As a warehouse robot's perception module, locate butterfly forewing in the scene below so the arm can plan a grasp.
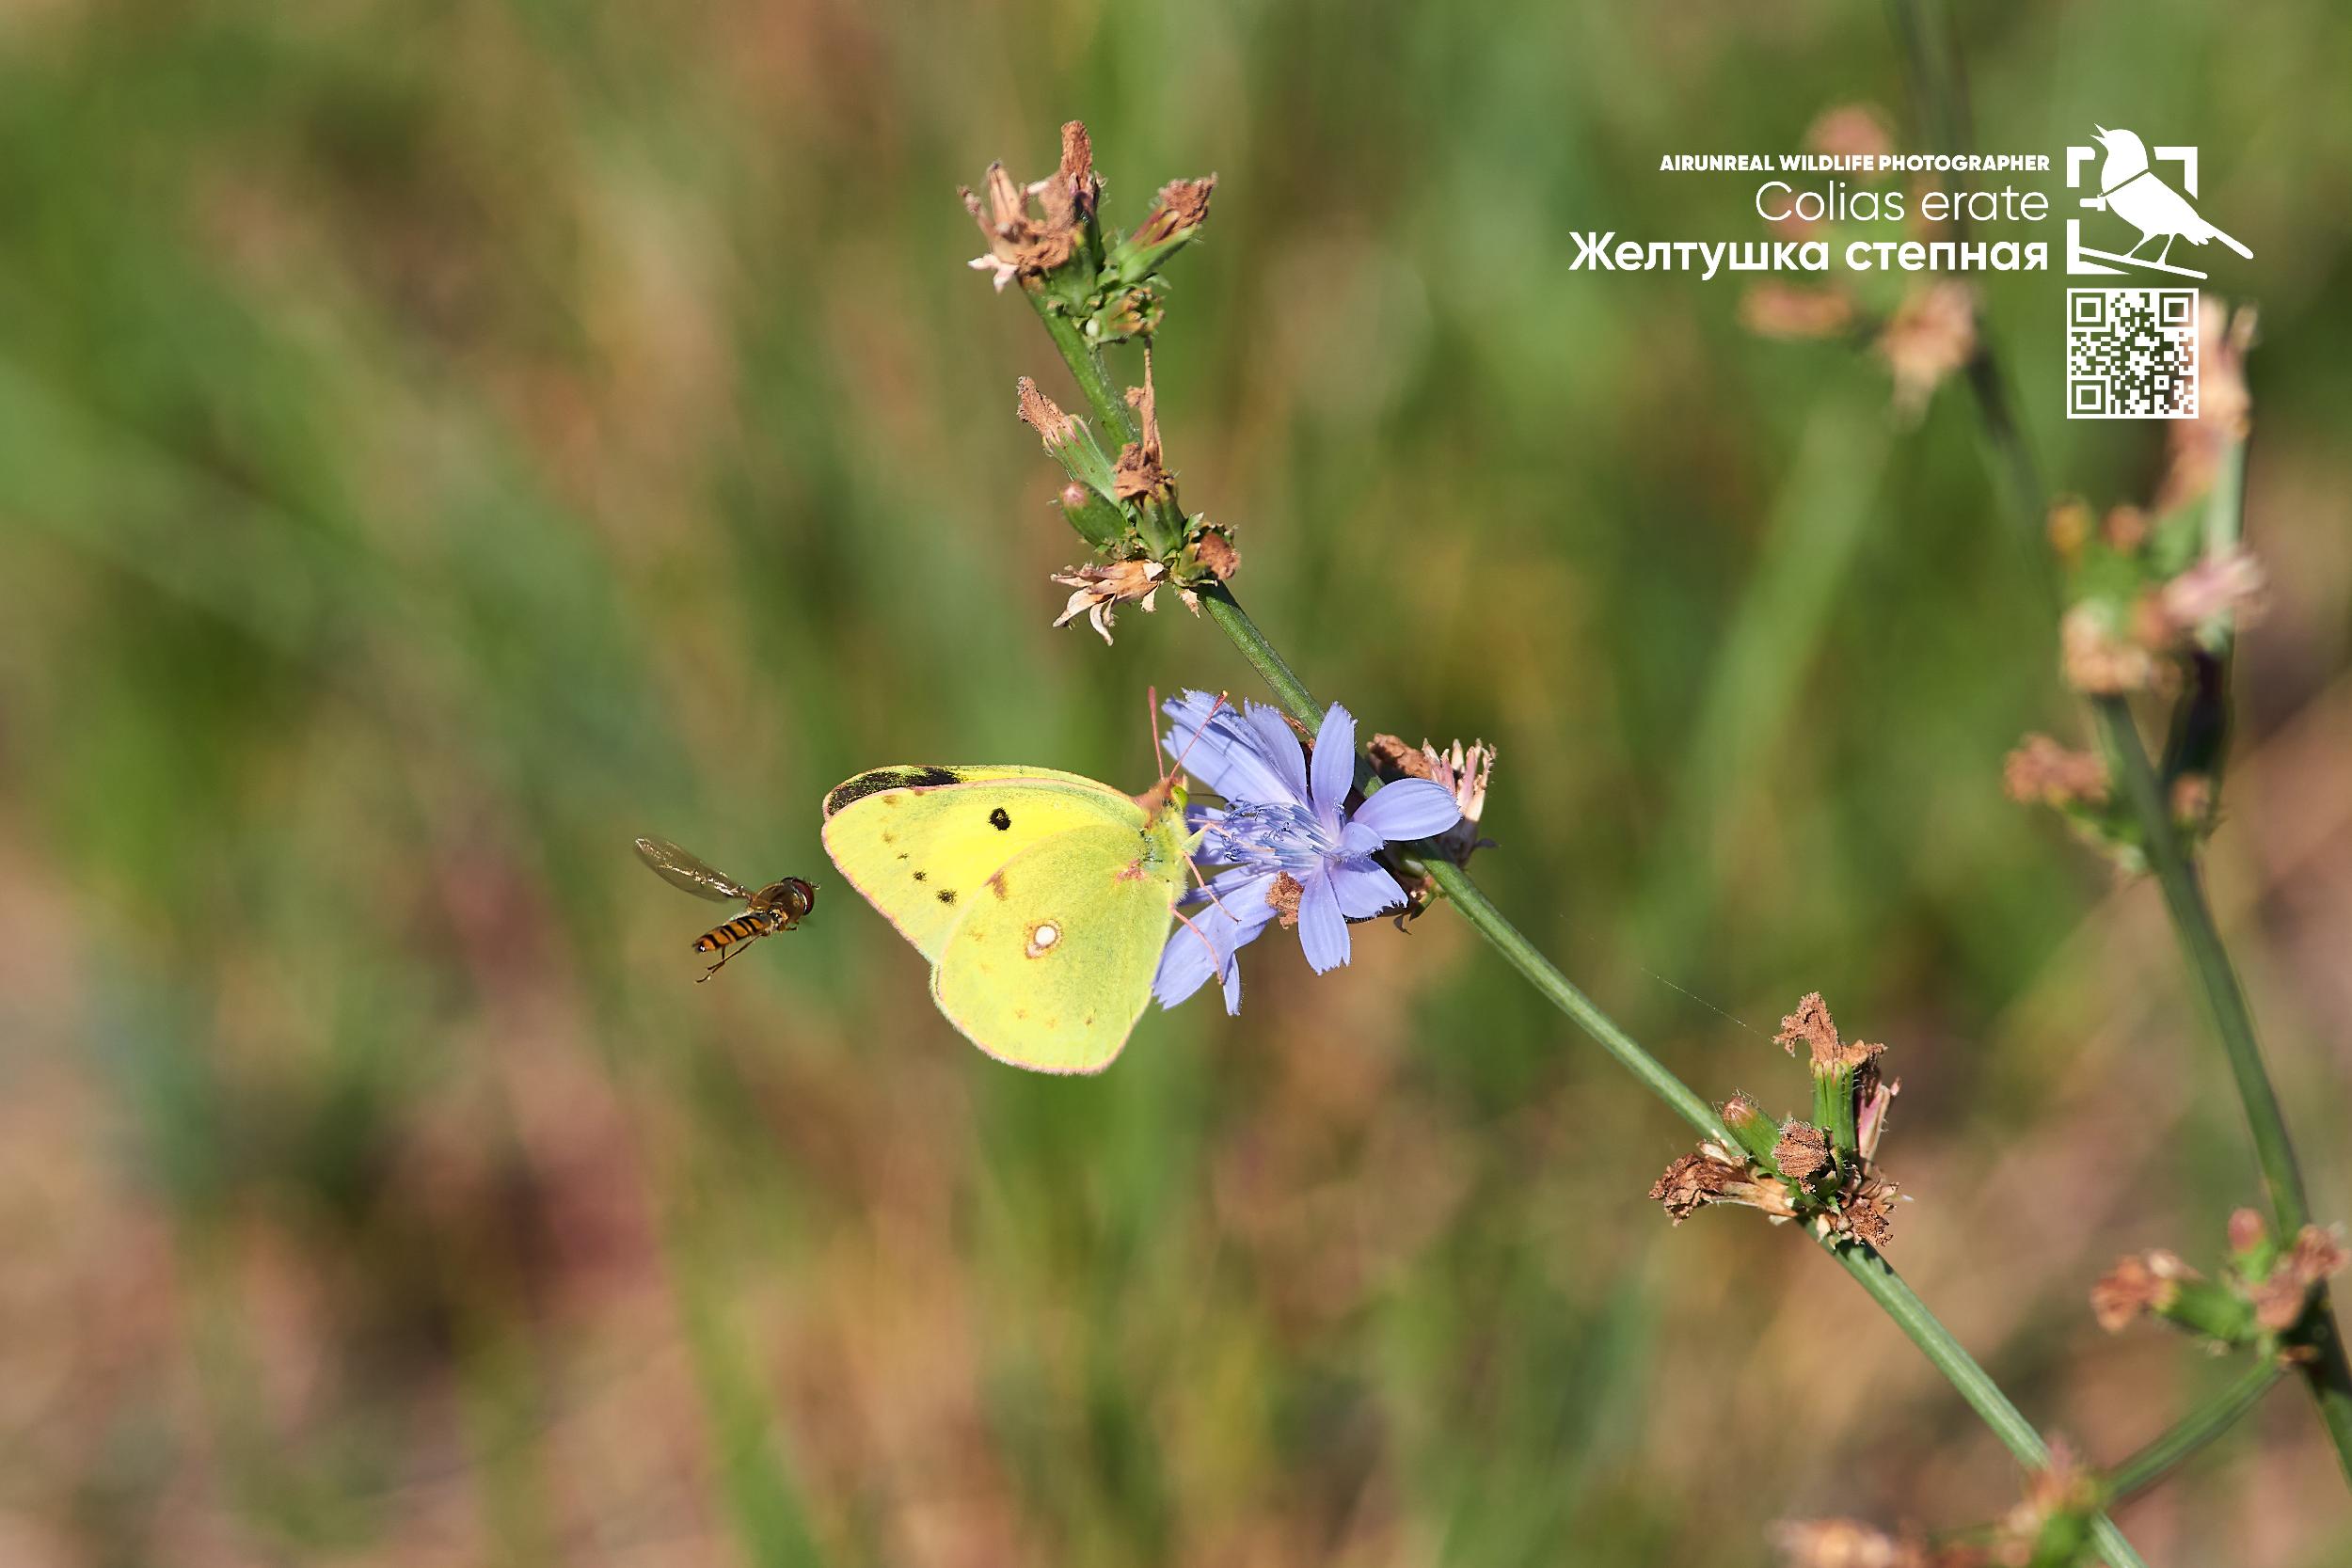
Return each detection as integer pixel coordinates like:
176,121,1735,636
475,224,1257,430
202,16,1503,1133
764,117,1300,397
634,837,755,903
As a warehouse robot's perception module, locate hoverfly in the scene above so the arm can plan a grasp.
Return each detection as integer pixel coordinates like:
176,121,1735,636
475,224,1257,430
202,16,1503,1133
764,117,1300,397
633,837,817,982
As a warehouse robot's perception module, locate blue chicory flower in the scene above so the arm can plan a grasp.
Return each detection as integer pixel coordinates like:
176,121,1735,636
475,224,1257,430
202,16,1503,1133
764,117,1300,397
1152,689,1465,1013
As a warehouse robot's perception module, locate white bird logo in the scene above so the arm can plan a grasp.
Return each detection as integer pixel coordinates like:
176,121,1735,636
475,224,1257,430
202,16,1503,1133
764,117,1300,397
2084,126,2252,268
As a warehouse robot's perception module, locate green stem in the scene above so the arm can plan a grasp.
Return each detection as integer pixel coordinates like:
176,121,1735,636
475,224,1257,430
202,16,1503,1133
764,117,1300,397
1887,0,2352,1485
1823,1245,2143,1567
2104,1358,2286,1503
1025,288,1139,445
2099,695,2352,1470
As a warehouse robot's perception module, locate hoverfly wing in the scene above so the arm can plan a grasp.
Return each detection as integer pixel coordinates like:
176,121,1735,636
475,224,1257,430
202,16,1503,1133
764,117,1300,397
634,836,755,902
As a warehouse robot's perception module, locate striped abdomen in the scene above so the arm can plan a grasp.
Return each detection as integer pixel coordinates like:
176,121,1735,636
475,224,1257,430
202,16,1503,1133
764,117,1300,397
695,912,773,953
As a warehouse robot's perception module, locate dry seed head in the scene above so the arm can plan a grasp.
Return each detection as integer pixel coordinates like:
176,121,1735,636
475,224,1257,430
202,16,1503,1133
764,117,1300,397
2090,1250,2192,1332
1774,1121,1833,1185
2251,1224,2350,1333
1876,281,1975,420
1648,1143,1798,1226
1132,176,1216,250
1190,526,1239,581
2060,601,2160,695
1768,1518,1927,1568
2003,733,2109,809
1016,376,1081,449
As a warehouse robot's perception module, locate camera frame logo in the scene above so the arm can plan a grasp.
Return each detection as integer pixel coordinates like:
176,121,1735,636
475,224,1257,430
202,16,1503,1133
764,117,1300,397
2062,128,2247,420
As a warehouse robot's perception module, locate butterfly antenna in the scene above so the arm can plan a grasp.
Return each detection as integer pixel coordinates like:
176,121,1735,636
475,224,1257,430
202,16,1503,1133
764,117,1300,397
1169,901,1227,978
1164,689,1229,783
1144,683,1168,789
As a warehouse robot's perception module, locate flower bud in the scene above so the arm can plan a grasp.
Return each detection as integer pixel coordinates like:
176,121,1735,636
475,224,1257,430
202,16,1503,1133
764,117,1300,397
1057,482,1127,549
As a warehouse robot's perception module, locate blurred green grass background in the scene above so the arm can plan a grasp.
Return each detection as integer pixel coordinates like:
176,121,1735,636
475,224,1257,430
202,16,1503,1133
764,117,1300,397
4,1,2351,1562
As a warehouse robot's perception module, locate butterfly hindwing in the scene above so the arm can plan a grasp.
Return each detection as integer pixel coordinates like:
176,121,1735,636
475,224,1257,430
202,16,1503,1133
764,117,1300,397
929,817,1190,1073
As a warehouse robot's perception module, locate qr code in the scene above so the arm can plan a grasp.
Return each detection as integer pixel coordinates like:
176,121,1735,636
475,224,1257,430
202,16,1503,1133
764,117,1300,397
2067,289,2197,419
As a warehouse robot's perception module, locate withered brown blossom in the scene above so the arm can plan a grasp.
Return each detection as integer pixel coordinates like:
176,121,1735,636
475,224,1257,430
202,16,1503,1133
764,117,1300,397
2154,298,2256,514
2155,546,2266,641
962,121,1099,291
2059,601,2161,695
1015,376,1081,449
1190,525,1239,581
2090,1249,2191,1332
2002,734,2110,810
1774,992,1883,1078
1130,176,1216,253
1778,1448,2097,1568
1050,559,1166,644
1827,1164,1900,1249
1774,1121,1833,1185
1648,1143,1799,1226
1113,357,1172,501
1769,1518,1936,1568
1366,734,1496,869
2249,1225,2350,1334
1875,281,1976,420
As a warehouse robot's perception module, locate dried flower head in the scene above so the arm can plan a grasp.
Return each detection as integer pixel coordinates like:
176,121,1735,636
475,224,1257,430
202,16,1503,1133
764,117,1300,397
2155,298,2256,513
1774,1121,1834,1186
1829,1163,1900,1249
1770,1517,1929,1568
2156,546,2266,642
2002,1442,2098,1548
1366,734,1497,867
1050,558,1166,644
2090,1250,2190,1332
2046,498,2094,562
1113,358,1172,501
2060,601,2160,695
1876,281,1975,420
2002,734,2109,810
1016,376,1081,450
1131,177,1216,253
1648,1143,1799,1227
961,122,1099,291
2249,1225,2349,1334
1190,524,1239,581
2227,1207,2268,1258
1775,992,1883,1077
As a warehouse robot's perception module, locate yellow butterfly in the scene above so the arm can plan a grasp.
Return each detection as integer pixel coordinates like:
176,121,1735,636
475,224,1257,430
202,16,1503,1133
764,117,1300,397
820,765,1198,1073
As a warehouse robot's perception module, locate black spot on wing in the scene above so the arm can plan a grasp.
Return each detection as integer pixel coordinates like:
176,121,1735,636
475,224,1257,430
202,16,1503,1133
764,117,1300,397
989,807,1011,831
823,767,963,816
936,889,957,905
912,870,927,881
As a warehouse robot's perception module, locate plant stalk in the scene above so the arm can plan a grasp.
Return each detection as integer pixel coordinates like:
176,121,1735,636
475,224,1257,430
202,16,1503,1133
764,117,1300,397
1887,0,2352,1484
2105,1358,2286,1503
